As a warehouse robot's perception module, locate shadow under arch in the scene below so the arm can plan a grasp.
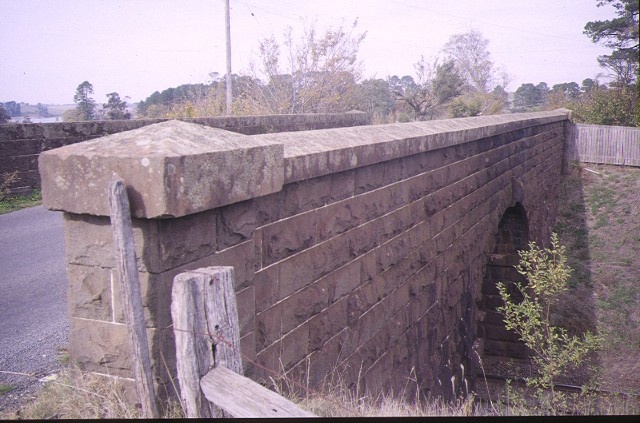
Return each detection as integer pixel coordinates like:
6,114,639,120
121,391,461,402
477,202,530,361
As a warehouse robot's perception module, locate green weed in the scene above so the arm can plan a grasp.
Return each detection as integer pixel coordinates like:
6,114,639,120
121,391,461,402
593,215,609,230
0,384,14,395
0,190,42,215
587,186,617,215
600,285,636,311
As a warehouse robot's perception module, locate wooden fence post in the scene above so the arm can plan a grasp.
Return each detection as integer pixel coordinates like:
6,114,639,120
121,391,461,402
171,267,242,418
109,179,159,418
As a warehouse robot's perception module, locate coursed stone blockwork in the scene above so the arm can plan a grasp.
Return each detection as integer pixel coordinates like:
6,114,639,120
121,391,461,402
38,110,570,401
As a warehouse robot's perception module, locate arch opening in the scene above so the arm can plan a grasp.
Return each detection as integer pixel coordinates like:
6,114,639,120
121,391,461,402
478,202,530,360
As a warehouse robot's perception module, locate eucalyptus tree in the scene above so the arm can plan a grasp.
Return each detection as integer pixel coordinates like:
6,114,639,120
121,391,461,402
103,92,131,120
584,0,638,85
73,81,97,121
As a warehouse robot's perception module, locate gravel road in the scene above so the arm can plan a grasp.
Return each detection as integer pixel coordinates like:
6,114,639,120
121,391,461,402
0,206,68,412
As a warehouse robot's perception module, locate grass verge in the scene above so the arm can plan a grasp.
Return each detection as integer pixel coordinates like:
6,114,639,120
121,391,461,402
0,191,42,215
555,162,640,395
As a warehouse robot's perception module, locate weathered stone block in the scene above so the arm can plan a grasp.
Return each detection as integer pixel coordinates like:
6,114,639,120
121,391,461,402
66,264,114,321
206,240,257,290
254,266,279,313
354,161,386,194
69,318,133,378
326,260,362,303
362,351,393,395
256,279,329,349
262,210,318,266
155,210,217,270
111,270,173,328
308,298,348,351
303,333,351,387
277,232,350,299
40,120,284,218
63,213,152,270
215,199,259,250
69,317,176,383
236,285,256,337
65,208,217,273
348,187,393,226
255,322,310,376
316,201,355,242
108,240,256,331
277,171,354,223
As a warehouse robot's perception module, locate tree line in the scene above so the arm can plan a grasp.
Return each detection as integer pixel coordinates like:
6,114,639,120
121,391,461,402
512,78,636,126
136,26,513,123
4,0,634,126
133,0,637,127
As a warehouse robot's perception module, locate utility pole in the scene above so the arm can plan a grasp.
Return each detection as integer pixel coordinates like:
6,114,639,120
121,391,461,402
225,0,232,115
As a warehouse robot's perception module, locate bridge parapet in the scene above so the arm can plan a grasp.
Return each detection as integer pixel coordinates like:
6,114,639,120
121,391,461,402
39,109,571,401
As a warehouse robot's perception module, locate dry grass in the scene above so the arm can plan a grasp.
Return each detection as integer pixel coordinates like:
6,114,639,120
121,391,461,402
301,391,478,417
269,362,639,416
268,365,481,417
0,366,184,420
1,347,636,418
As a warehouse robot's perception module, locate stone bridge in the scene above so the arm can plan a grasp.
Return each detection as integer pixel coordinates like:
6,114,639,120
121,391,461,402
38,109,571,400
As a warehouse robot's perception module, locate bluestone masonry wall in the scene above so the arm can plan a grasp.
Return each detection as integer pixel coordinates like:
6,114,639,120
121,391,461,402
38,110,570,401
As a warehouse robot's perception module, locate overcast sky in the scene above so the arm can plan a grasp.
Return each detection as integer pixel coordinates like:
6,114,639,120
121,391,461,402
1,0,618,105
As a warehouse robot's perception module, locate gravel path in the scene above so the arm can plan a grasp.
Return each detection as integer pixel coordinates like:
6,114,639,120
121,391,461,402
0,206,68,412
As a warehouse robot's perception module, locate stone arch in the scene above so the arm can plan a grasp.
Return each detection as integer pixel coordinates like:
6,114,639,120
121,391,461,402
477,202,530,360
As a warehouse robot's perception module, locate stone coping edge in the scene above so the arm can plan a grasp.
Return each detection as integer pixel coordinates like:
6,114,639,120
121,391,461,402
255,109,572,184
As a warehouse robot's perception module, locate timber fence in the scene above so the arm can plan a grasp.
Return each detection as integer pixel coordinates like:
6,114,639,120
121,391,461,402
567,123,640,167
171,267,317,418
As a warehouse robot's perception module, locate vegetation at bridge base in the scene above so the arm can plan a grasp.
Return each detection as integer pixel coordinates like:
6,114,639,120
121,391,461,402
497,233,603,414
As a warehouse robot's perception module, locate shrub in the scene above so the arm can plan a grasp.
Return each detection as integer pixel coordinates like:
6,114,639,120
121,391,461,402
497,233,602,412
0,171,19,201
